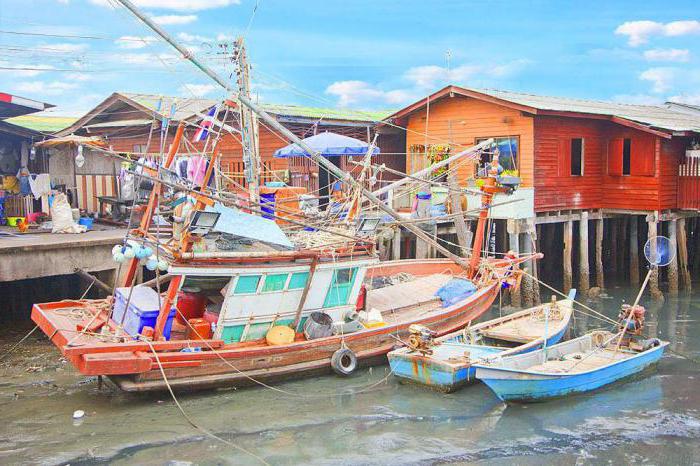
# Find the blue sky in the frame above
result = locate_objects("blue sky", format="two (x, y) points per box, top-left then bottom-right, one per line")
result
(0, 0), (699, 116)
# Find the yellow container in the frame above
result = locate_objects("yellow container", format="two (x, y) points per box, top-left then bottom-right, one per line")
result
(6, 216), (24, 227)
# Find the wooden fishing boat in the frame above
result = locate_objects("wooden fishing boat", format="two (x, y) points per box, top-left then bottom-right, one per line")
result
(473, 330), (668, 403)
(387, 291), (574, 392)
(32, 256), (523, 391)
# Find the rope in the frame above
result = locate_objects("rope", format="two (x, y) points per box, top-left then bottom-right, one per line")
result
(141, 338), (270, 465)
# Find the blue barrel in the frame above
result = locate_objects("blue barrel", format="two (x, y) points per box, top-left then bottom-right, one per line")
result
(260, 192), (276, 219)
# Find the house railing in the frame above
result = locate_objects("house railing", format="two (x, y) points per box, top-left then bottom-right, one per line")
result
(678, 157), (700, 210)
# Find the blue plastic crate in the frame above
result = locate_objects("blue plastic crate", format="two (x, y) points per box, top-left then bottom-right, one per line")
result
(113, 287), (176, 340)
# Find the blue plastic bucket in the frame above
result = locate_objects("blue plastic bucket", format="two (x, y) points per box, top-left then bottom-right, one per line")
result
(260, 192), (276, 219)
(78, 217), (94, 230)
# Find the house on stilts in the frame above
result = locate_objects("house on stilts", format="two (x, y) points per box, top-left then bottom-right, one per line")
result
(383, 85), (700, 302)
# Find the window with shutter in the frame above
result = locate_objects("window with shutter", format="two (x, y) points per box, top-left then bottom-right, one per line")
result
(571, 138), (584, 176)
(632, 137), (655, 176)
(608, 138), (624, 175)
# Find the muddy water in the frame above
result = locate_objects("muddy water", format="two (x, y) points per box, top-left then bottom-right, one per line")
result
(1, 287), (699, 465)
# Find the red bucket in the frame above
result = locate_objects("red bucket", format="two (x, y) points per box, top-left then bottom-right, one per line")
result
(175, 291), (207, 325)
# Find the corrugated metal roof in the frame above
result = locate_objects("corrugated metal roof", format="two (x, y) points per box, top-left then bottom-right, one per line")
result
(4, 115), (78, 133)
(118, 92), (389, 123)
(465, 87), (700, 132)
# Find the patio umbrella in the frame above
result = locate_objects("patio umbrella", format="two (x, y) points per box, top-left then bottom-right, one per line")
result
(273, 131), (379, 158)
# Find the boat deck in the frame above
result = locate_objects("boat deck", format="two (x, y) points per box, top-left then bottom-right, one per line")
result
(527, 348), (632, 374)
(367, 273), (452, 313)
(480, 312), (566, 343)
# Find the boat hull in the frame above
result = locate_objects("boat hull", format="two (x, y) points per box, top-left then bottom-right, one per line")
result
(32, 259), (502, 392)
(388, 323), (569, 393)
(475, 342), (667, 403)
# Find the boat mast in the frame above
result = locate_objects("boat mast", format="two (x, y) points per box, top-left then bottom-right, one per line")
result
(233, 38), (261, 204)
(113, 0), (476, 269)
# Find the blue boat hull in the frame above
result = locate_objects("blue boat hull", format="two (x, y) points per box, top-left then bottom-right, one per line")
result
(389, 324), (569, 392)
(475, 343), (667, 402)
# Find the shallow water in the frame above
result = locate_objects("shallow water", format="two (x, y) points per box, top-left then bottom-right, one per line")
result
(1, 286), (699, 465)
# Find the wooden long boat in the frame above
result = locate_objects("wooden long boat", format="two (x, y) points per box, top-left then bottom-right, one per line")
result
(473, 331), (668, 403)
(387, 291), (574, 392)
(31, 257), (518, 392)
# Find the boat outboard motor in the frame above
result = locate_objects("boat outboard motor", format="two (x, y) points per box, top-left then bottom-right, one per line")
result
(407, 324), (437, 355)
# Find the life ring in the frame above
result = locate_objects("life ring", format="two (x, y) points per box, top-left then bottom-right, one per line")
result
(331, 348), (358, 376)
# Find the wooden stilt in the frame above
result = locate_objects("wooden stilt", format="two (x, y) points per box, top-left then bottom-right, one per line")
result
(617, 217), (628, 280)
(668, 219), (679, 295)
(578, 211), (590, 294)
(563, 219), (573, 293)
(415, 235), (429, 259)
(508, 223), (521, 308)
(595, 218), (604, 289)
(629, 216), (640, 286)
(392, 227), (401, 260)
(647, 215), (663, 301)
(609, 218), (618, 278)
(677, 217), (692, 291)
(521, 222), (539, 306)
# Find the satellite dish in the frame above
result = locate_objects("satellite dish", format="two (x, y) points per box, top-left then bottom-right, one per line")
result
(643, 235), (675, 267)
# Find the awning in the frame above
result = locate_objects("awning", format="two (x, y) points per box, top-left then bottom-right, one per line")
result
(34, 135), (108, 148)
(273, 131), (379, 158)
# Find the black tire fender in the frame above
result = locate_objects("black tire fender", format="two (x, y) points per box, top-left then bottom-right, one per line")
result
(331, 348), (357, 376)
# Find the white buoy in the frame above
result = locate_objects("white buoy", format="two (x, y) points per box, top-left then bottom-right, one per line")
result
(73, 410), (85, 419)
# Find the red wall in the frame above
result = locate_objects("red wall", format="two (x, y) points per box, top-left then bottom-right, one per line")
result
(534, 115), (683, 212)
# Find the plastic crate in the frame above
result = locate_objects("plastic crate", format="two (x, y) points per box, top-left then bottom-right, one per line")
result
(113, 286), (176, 340)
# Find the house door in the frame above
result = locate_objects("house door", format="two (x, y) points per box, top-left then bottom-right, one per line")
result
(323, 267), (357, 308)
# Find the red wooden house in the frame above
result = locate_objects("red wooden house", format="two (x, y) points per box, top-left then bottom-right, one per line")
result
(57, 92), (403, 211)
(385, 85), (700, 296)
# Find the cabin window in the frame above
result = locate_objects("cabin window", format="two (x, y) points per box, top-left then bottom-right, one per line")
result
(475, 136), (519, 173)
(323, 268), (357, 308)
(571, 138), (584, 176)
(288, 272), (309, 290)
(261, 273), (288, 293)
(234, 275), (261, 294)
(622, 138), (632, 175)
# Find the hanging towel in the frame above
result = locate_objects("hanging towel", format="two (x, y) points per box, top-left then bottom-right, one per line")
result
(28, 173), (52, 199)
(187, 155), (207, 187)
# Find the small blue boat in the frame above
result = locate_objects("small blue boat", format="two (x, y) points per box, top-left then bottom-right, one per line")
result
(473, 331), (668, 402)
(387, 291), (575, 392)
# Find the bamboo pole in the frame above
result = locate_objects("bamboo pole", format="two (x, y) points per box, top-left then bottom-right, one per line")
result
(646, 215), (663, 301)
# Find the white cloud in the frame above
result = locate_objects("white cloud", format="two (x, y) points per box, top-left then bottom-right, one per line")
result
(115, 35), (157, 49)
(113, 52), (179, 65)
(326, 59), (531, 108)
(89, 0), (239, 11)
(180, 83), (218, 97)
(640, 67), (676, 93)
(643, 48), (690, 62)
(615, 20), (700, 46)
(0, 61), (54, 77)
(14, 80), (79, 96)
(177, 32), (211, 43)
(40, 42), (88, 53)
(611, 94), (664, 105)
(152, 15), (198, 25)
(668, 94), (700, 105)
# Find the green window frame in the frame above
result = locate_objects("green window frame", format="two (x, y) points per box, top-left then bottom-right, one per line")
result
(261, 273), (288, 293)
(234, 275), (261, 294)
(288, 272), (310, 290)
(323, 267), (357, 308)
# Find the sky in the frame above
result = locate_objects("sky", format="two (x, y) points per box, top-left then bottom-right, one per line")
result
(0, 0), (699, 116)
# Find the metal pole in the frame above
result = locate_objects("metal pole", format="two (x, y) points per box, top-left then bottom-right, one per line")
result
(113, 0), (470, 268)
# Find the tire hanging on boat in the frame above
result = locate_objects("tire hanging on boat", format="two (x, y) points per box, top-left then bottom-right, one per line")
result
(331, 348), (358, 376)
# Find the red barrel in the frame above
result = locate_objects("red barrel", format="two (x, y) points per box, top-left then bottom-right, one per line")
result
(175, 292), (207, 325)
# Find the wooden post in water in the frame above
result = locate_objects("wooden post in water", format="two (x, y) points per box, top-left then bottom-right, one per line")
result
(578, 211), (590, 294)
(668, 219), (679, 295)
(609, 218), (618, 278)
(629, 216), (640, 286)
(563, 219), (573, 294)
(646, 214), (663, 301)
(507, 220), (521, 308)
(447, 172), (470, 251)
(595, 218), (604, 289)
(521, 221), (539, 306)
(677, 217), (692, 291)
